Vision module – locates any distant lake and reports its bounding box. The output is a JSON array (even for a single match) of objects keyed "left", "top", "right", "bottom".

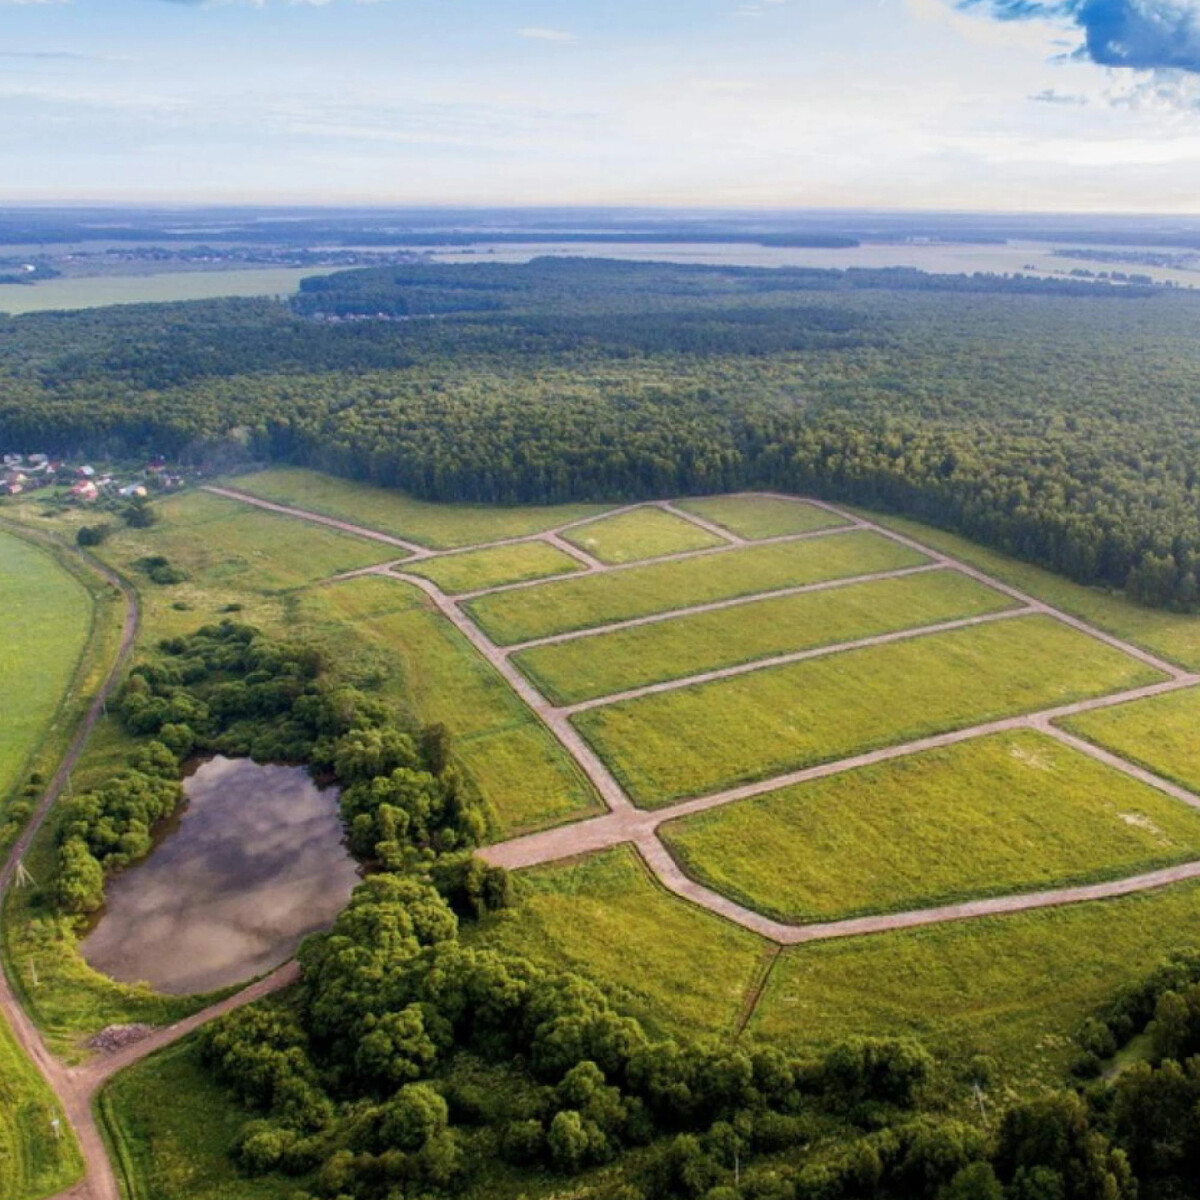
[{"left": 82, "top": 756, "right": 360, "bottom": 995}]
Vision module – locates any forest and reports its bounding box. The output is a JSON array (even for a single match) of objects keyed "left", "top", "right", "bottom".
[{"left": 2, "top": 257, "right": 1200, "bottom": 608}]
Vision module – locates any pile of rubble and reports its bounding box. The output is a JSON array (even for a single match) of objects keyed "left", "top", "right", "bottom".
[{"left": 86, "top": 1023, "right": 155, "bottom": 1053}]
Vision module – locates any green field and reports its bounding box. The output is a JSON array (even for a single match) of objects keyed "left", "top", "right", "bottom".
[
  {"left": 1065, "top": 686, "right": 1200, "bottom": 793},
  {"left": 514, "top": 569, "right": 1013, "bottom": 705},
  {"left": 748, "top": 879, "right": 1200, "bottom": 1085},
  {"left": 466, "top": 530, "right": 928, "bottom": 646},
  {"left": 0, "top": 1011, "right": 82, "bottom": 1200},
  {"left": 0, "top": 267, "right": 338, "bottom": 315},
  {"left": 859, "top": 508, "right": 1200, "bottom": 671},
  {"left": 0, "top": 531, "right": 94, "bottom": 816},
  {"left": 471, "top": 846, "right": 768, "bottom": 1040},
  {"left": 405, "top": 540, "right": 583, "bottom": 594},
  {"left": 309, "top": 577, "right": 602, "bottom": 836},
  {"left": 573, "top": 615, "right": 1162, "bottom": 807},
  {"left": 98, "top": 1037, "right": 301, "bottom": 1200},
  {"left": 676, "top": 495, "right": 849, "bottom": 540},
  {"left": 660, "top": 731, "right": 1200, "bottom": 922},
  {"left": 229, "top": 468, "right": 610, "bottom": 549},
  {"left": 563, "top": 506, "right": 726, "bottom": 564}
]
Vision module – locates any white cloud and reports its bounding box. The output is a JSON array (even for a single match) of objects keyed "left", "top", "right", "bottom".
[{"left": 518, "top": 27, "right": 575, "bottom": 42}]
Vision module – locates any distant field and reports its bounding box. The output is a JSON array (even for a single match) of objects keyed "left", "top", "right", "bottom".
[
  {"left": 0, "top": 1010, "right": 82, "bottom": 1200},
  {"left": 514, "top": 569, "right": 1012, "bottom": 705},
  {"left": 98, "top": 1037, "right": 300, "bottom": 1200},
  {"left": 229, "top": 468, "right": 610, "bottom": 549},
  {"left": 311, "top": 577, "right": 602, "bottom": 837},
  {"left": 406, "top": 541, "right": 583, "bottom": 594},
  {"left": 661, "top": 731, "right": 1200, "bottom": 922},
  {"left": 748, "top": 879, "right": 1200, "bottom": 1085},
  {"left": 676, "top": 495, "right": 848, "bottom": 540},
  {"left": 1065, "top": 686, "right": 1200, "bottom": 793},
  {"left": 0, "top": 531, "right": 93, "bottom": 812},
  {"left": 859, "top": 508, "right": 1200, "bottom": 671},
  {"left": 466, "top": 530, "right": 928, "bottom": 645},
  {"left": 573, "top": 615, "right": 1162, "bottom": 807},
  {"left": 469, "top": 846, "right": 768, "bottom": 1041},
  {"left": 563, "top": 506, "right": 726, "bottom": 564},
  {"left": 0, "top": 267, "right": 333, "bottom": 314}
]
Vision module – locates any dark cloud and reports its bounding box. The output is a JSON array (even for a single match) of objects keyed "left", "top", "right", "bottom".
[{"left": 960, "top": 0, "right": 1200, "bottom": 73}]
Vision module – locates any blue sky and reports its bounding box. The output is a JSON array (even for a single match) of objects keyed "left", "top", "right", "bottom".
[{"left": 3, "top": 0, "right": 1200, "bottom": 210}]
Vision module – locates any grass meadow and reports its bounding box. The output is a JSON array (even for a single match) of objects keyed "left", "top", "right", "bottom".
[
  {"left": 0, "top": 531, "right": 94, "bottom": 817},
  {"left": 660, "top": 731, "right": 1200, "bottom": 922},
  {"left": 572, "top": 615, "right": 1162, "bottom": 807},
  {"left": 98, "top": 1037, "right": 302, "bottom": 1200},
  {"left": 0, "top": 1010, "right": 82, "bottom": 1200},
  {"left": 676, "top": 495, "right": 849, "bottom": 540},
  {"left": 858, "top": 508, "right": 1200, "bottom": 671},
  {"left": 748, "top": 879, "right": 1200, "bottom": 1085},
  {"left": 563, "top": 506, "right": 726, "bottom": 564},
  {"left": 466, "top": 530, "right": 929, "bottom": 645},
  {"left": 406, "top": 540, "right": 583, "bottom": 594},
  {"left": 1065, "top": 685, "right": 1200, "bottom": 793},
  {"left": 470, "top": 846, "right": 769, "bottom": 1041},
  {"left": 307, "top": 577, "right": 603, "bottom": 836},
  {"left": 229, "top": 467, "right": 610, "bottom": 549},
  {"left": 513, "top": 569, "right": 1013, "bottom": 705}
]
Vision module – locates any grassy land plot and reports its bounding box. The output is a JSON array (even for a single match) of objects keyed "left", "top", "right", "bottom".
[
  {"left": 406, "top": 541, "right": 583, "bottom": 595},
  {"left": 0, "top": 530, "right": 93, "bottom": 814},
  {"left": 1065, "top": 686, "right": 1200, "bottom": 793},
  {"left": 0, "top": 1011, "right": 82, "bottom": 1200},
  {"left": 746, "top": 879, "right": 1200, "bottom": 1087},
  {"left": 660, "top": 731, "right": 1200, "bottom": 923},
  {"left": 514, "top": 570, "right": 1013, "bottom": 705},
  {"left": 676, "top": 495, "right": 849, "bottom": 540},
  {"left": 857, "top": 508, "right": 1200, "bottom": 672},
  {"left": 563, "top": 507, "right": 726, "bottom": 564},
  {"left": 573, "top": 615, "right": 1163, "bottom": 808},
  {"left": 469, "top": 846, "right": 769, "bottom": 1041},
  {"left": 229, "top": 467, "right": 610, "bottom": 549},
  {"left": 309, "top": 577, "right": 602, "bottom": 837},
  {"left": 466, "top": 530, "right": 928, "bottom": 646},
  {"left": 97, "top": 1036, "right": 302, "bottom": 1200}
]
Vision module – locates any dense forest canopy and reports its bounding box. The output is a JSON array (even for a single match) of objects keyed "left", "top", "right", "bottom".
[{"left": 3, "top": 257, "right": 1200, "bottom": 608}]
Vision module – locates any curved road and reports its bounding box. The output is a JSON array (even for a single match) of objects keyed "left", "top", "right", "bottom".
[{"left": 6, "top": 491, "right": 1200, "bottom": 1199}]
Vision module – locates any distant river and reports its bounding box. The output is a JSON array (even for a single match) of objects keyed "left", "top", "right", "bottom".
[{"left": 81, "top": 756, "right": 360, "bottom": 995}]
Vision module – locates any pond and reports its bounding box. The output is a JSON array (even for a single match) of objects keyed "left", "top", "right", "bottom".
[{"left": 81, "top": 756, "right": 360, "bottom": 995}]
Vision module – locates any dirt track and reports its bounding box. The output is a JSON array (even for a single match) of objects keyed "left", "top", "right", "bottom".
[{"left": 5, "top": 491, "right": 1200, "bottom": 1199}]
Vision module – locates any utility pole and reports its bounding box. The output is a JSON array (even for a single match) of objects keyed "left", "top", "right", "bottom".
[{"left": 14, "top": 859, "right": 34, "bottom": 888}]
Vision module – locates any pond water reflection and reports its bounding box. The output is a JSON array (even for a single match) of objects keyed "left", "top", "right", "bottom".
[{"left": 81, "top": 755, "right": 360, "bottom": 995}]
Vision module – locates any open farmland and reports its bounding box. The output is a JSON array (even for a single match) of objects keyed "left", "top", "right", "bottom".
[
  {"left": 465, "top": 529, "right": 928, "bottom": 644},
  {"left": 1065, "top": 687, "right": 1200, "bottom": 793},
  {"left": 660, "top": 731, "right": 1200, "bottom": 922},
  {"left": 562, "top": 505, "right": 727, "bottom": 563},
  {"left": 747, "top": 878, "right": 1200, "bottom": 1083},
  {"left": 405, "top": 540, "right": 583, "bottom": 594},
  {"left": 572, "top": 614, "right": 1163, "bottom": 807},
  {"left": 0, "top": 531, "right": 93, "bottom": 813},
  {"left": 468, "top": 845, "right": 768, "bottom": 1040},
  {"left": 228, "top": 467, "right": 611, "bottom": 548},
  {"left": 676, "top": 494, "right": 849, "bottom": 540},
  {"left": 308, "top": 576, "right": 603, "bottom": 837},
  {"left": 513, "top": 568, "right": 1013, "bottom": 705}
]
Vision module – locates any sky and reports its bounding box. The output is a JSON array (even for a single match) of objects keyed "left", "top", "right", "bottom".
[{"left": 3, "top": 0, "right": 1200, "bottom": 211}]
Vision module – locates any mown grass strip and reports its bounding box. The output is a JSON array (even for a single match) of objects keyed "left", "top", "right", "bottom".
[
  {"left": 563, "top": 507, "right": 726, "bottom": 564},
  {"left": 405, "top": 540, "right": 584, "bottom": 595},
  {"left": 572, "top": 615, "right": 1164, "bottom": 808},
  {"left": 676, "top": 494, "right": 849, "bottom": 540},
  {"left": 660, "top": 730, "right": 1200, "bottom": 923},
  {"left": 229, "top": 467, "right": 610, "bottom": 549},
  {"left": 513, "top": 569, "right": 1012, "bottom": 705},
  {"left": 466, "top": 530, "right": 928, "bottom": 646}
]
